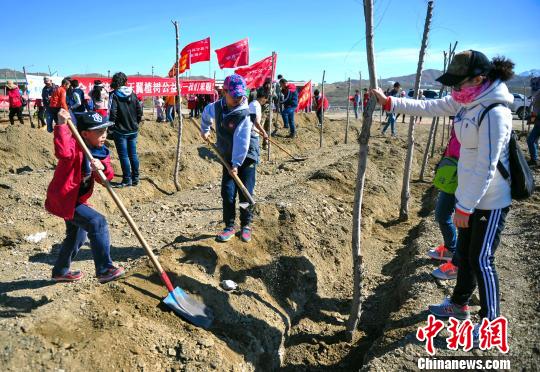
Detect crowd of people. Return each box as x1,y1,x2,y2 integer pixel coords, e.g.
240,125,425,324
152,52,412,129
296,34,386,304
4,52,539,347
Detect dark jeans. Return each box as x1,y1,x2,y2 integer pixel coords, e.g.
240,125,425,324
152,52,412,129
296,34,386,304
114,132,140,184
316,109,324,125
45,106,54,132
435,191,458,266
281,107,296,134
166,106,175,122
221,158,256,228
9,107,23,125
53,204,114,276
527,122,540,161
451,207,509,320
382,113,396,135
353,105,359,119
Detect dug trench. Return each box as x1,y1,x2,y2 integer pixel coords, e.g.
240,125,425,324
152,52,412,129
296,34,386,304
0,111,514,371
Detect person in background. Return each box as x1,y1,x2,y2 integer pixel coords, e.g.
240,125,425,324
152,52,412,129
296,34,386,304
362,88,369,110
90,80,109,118
261,78,277,145
108,72,142,188
526,89,540,167
395,90,407,123
249,88,270,146
6,80,24,125
188,95,197,118
276,74,284,114
45,109,125,283
67,80,86,114
196,94,205,118
200,74,258,243
49,78,71,124
381,82,401,136
154,96,165,122
42,77,56,133
165,95,175,122
34,98,46,128
372,51,515,345
279,78,298,138
427,121,460,280
353,89,361,119
313,89,329,127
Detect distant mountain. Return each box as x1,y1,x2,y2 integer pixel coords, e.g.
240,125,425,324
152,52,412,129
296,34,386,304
518,69,540,77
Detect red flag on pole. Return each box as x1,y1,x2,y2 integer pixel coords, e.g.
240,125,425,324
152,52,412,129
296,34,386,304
215,38,249,69
296,80,312,112
234,54,277,89
181,37,210,64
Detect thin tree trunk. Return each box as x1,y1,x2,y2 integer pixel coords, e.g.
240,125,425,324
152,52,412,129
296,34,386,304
319,70,325,148
431,117,439,158
345,77,351,144
419,117,437,181
399,0,434,221
267,52,276,161
172,20,184,192
347,0,378,340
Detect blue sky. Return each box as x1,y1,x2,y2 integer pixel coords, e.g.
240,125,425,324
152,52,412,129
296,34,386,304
2,0,539,83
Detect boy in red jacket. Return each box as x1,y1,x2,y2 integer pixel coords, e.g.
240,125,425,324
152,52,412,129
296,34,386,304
45,109,125,283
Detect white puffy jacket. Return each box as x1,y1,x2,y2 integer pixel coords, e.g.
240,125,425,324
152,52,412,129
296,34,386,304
389,80,513,213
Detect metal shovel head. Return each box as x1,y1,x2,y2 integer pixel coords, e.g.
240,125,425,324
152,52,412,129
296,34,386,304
163,287,214,329
291,156,308,162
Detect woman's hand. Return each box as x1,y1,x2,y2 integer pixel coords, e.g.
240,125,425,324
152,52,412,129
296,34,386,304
229,167,238,177
200,131,211,141
370,87,388,106
57,109,71,125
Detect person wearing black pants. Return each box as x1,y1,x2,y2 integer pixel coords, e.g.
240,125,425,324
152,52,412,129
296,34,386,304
371,51,516,345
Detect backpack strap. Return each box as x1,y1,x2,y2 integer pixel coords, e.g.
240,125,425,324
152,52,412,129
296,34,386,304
478,102,510,180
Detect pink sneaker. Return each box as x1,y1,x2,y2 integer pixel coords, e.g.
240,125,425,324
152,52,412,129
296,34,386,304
432,261,458,280
240,226,252,243
217,227,236,242
427,244,453,262
97,266,125,284
53,270,84,282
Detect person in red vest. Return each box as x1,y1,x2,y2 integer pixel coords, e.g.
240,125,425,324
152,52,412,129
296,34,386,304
362,88,369,109
6,80,24,125
313,89,329,126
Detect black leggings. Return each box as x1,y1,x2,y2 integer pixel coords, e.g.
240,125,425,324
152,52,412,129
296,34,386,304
9,107,23,124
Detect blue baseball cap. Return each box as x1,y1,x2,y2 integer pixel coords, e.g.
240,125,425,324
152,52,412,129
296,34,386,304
223,74,247,98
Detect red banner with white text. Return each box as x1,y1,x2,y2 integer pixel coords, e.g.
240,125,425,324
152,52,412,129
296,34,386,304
215,38,249,69
296,80,312,112
234,54,277,89
181,37,210,64
70,77,216,97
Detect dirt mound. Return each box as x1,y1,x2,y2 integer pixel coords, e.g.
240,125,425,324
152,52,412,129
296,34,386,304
1,113,536,371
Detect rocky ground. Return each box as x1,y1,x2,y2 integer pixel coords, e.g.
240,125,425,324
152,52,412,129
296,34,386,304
0,110,538,371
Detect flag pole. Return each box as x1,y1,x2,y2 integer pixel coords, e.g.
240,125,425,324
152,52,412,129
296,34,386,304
267,51,276,161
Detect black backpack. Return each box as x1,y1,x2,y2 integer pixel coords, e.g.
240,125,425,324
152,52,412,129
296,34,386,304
479,103,535,200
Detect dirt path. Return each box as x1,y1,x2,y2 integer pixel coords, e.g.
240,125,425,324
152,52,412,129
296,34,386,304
0,113,537,371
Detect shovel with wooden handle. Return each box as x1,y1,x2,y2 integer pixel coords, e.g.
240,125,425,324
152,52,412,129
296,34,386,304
193,122,256,209
253,128,307,161
66,118,213,329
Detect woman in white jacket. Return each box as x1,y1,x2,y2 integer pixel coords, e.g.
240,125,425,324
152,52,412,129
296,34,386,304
372,51,514,335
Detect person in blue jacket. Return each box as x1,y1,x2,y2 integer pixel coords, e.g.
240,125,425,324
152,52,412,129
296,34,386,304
279,78,298,138
200,74,259,243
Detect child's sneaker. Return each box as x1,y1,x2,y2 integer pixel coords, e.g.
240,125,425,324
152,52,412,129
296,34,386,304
97,266,125,284
53,270,84,282
427,244,453,262
432,261,458,280
217,227,236,242
429,297,470,320
240,226,252,243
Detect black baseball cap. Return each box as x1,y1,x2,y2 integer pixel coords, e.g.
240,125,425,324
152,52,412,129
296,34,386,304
436,50,493,86
76,112,114,131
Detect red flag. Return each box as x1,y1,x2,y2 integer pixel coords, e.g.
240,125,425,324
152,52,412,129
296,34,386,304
296,81,312,112
215,38,249,69
234,54,277,89
168,53,191,77
181,37,210,64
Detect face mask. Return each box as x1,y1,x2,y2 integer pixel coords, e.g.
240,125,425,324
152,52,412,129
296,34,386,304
451,80,490,104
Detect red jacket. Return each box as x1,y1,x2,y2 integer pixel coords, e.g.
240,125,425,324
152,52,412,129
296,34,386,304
49,86,68,110
7,87,22,108
315,95,329,111
45,124,114,220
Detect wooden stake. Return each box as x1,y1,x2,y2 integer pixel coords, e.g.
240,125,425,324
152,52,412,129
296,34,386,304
347,0,378,340
319,70,326,148
419,116,437,181
345,77,352,144
267,52,276,161
399,0,434,221
172,20,184,192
